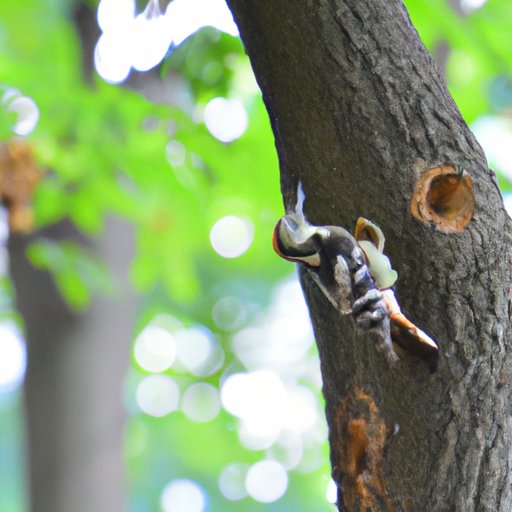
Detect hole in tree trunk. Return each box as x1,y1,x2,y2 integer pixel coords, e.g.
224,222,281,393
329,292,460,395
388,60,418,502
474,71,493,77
410,163,474,233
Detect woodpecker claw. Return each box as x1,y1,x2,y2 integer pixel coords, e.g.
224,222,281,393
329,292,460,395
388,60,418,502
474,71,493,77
273,182,438,366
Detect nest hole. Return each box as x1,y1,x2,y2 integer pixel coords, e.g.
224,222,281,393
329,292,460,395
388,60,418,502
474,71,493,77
411,164,474,233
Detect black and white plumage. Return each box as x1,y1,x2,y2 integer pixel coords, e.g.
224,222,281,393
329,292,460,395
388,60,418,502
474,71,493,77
273,184,399,364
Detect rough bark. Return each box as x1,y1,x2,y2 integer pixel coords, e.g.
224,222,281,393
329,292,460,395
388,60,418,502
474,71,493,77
9,217,135,512
226,1,512,510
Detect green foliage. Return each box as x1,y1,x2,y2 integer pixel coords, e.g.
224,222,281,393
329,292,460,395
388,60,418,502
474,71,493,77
27,239,113,309
0,109,17,140
163,28,245,100
405,0,512,122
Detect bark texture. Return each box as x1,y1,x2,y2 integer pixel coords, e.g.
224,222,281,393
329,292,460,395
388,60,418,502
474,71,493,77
226,0,512,510
9,217,135,512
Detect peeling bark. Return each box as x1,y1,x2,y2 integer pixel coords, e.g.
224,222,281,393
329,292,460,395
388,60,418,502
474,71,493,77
332,386,394,511
226,0,512,510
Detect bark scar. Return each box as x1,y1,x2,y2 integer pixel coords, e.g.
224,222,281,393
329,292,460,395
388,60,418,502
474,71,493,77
331,386,394,511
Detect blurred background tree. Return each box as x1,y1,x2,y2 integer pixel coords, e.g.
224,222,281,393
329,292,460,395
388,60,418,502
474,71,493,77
0,0,512,511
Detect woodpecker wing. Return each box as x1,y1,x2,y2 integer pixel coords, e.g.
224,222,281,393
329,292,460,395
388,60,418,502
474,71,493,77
307,255,353,315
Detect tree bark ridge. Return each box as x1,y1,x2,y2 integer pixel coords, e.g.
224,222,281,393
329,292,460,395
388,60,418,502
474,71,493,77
226,0,512,510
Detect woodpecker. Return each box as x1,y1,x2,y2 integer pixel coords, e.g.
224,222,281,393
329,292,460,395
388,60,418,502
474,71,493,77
273,183,438,366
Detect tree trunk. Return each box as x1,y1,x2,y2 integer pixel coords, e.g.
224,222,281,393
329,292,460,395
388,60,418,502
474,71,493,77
226,0,512,510
9,217,135,512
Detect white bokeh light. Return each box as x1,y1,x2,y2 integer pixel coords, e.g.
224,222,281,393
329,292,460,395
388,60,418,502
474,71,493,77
294,434,328,474
0,209,9,277
211,295,248,331
0,323,26,392
131,0,172,72
218,274,328,469
133,324,177,373
0,247,8,277
97,0,135,32
221,370,287,439
232,278,315,371
460,0,487,13
210,215,254,258
238,422,279,451
326,479,338,504
160,479,206,512
165,0,238,46
471,116,512,180
267,280,315,361
174,326,224,376
245,460,288,503
218,463,249,501
94,31,133,83
283,386,318,433
8,97,40,135
0,208,9,245
204,97,248,143
2,88,39,136
225,380,320,451
136,374,179,417
181,382,221,422
95,0,238,83
267,431,303,470
175,326,213,371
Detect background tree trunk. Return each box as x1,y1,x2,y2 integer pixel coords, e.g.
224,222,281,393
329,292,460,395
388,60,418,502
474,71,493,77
226,0,512,510
9,217,135,512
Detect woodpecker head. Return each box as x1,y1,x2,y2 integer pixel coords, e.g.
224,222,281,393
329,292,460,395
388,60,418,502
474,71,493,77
272,182,325,266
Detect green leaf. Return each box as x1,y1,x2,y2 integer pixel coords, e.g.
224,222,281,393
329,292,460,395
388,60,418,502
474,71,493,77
27,239,113,310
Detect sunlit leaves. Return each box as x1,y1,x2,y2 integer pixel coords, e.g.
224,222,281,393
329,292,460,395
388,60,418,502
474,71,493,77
163,29,244,100
404,0,512,122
